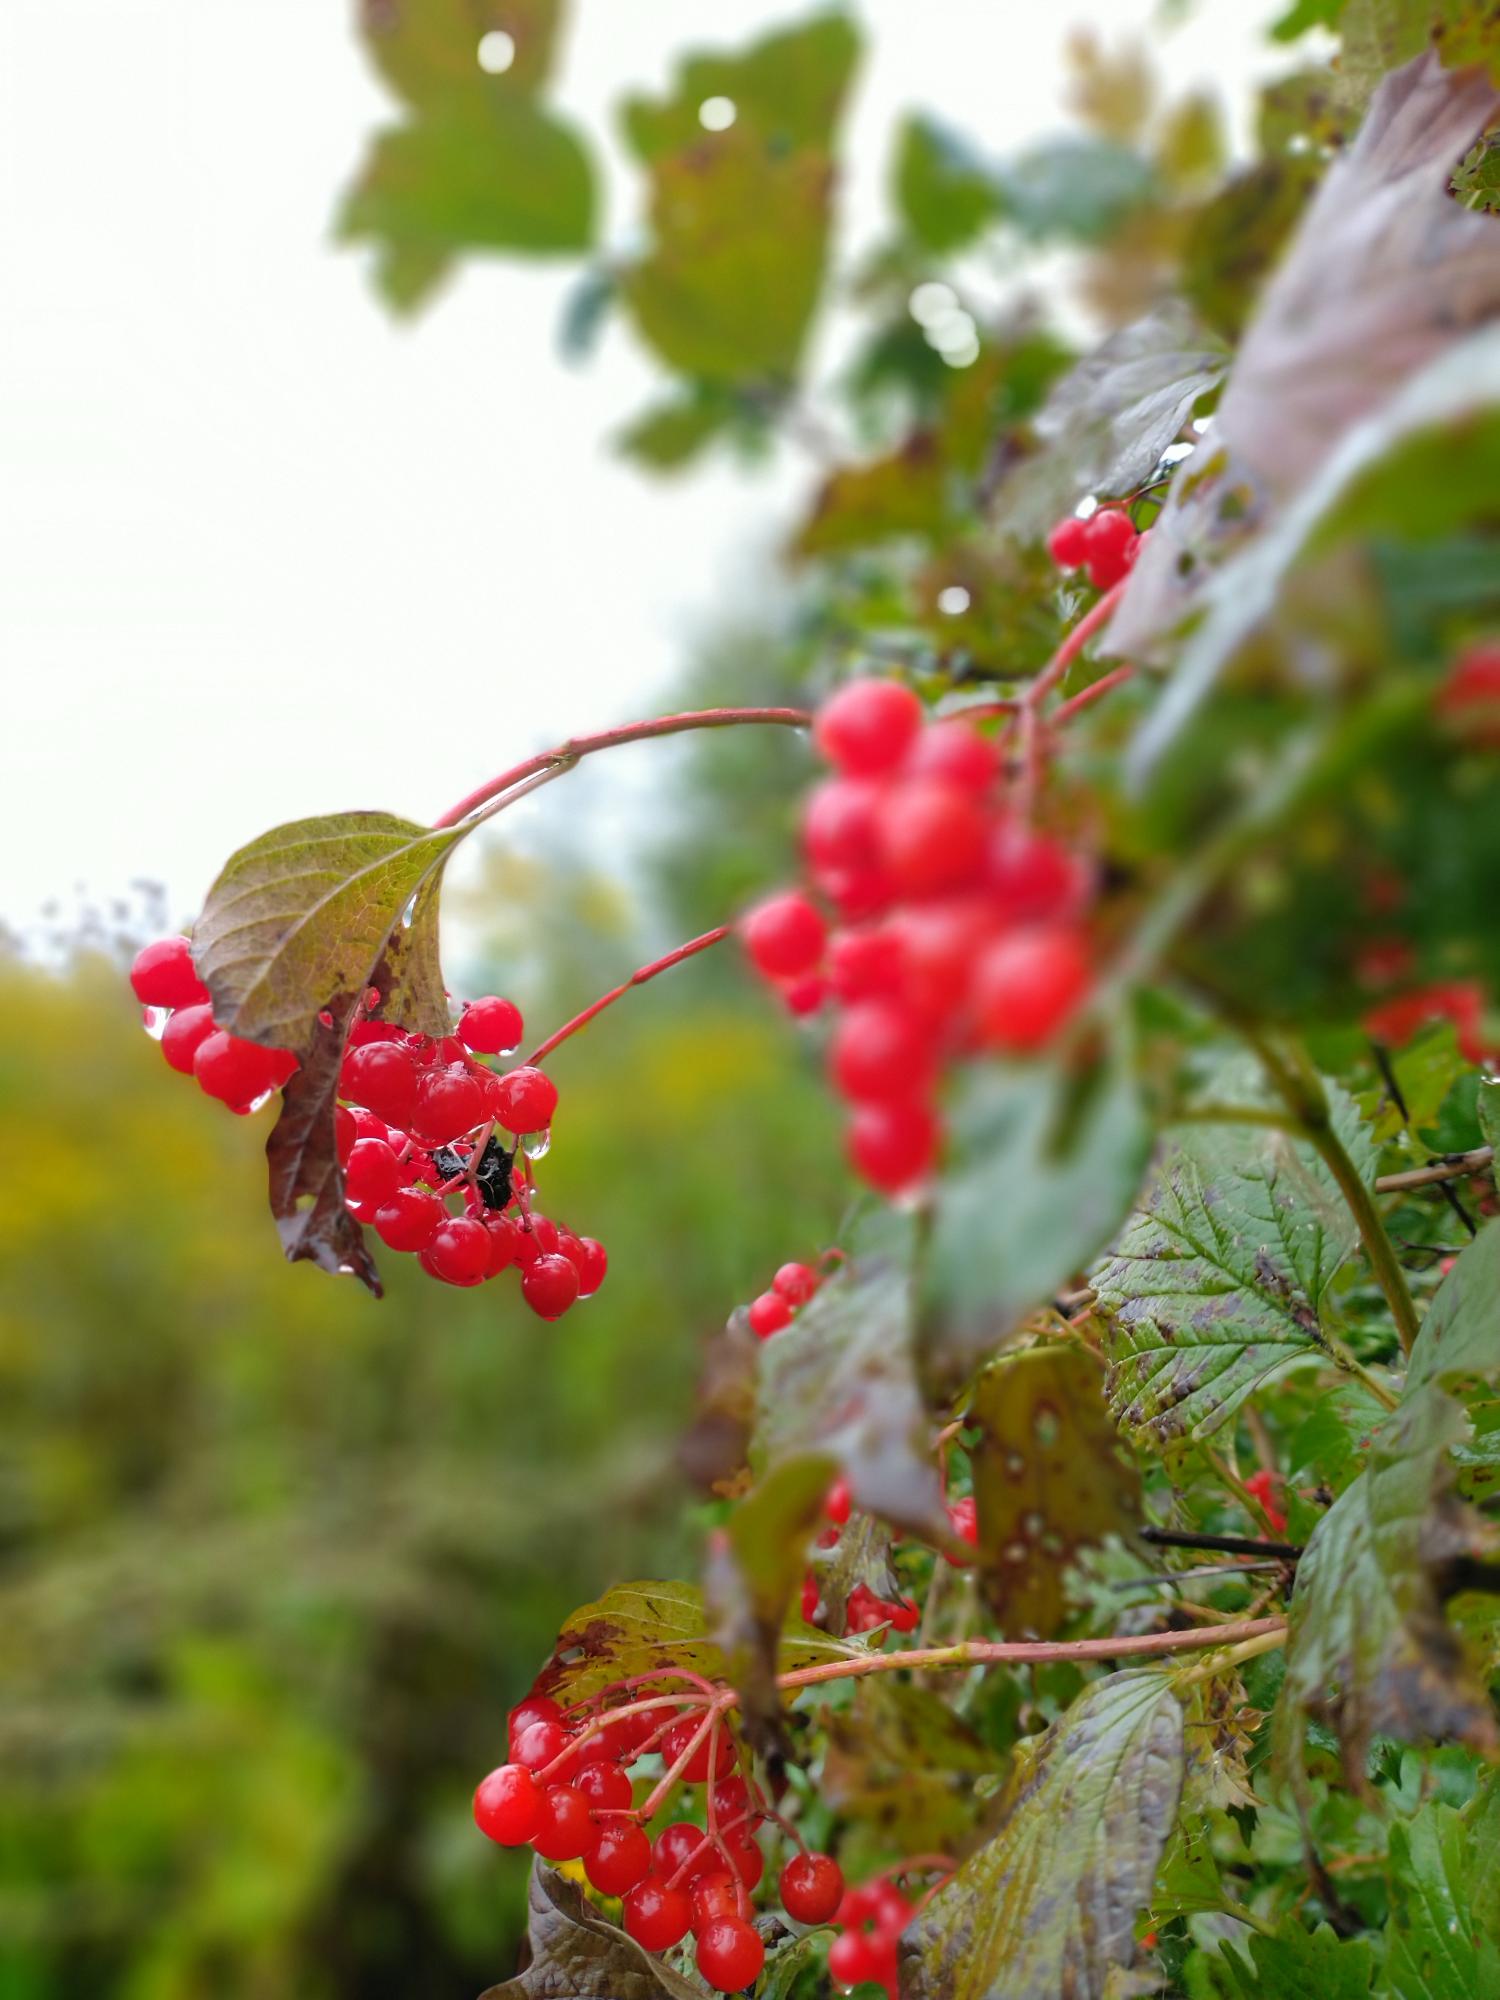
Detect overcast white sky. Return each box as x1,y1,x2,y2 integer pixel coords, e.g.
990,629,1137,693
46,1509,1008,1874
0,0,1283,941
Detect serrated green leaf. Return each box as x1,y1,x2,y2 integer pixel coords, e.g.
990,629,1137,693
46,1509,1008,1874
969,1343,1142,1638
901,1671,1184,2000
1095,1070,1373,1450
1468,1768,1500,1941
480,1861,700,2000
1215,1919,1377,1999
1386,1801,1500,1999
618,13,859,385
926,1051,1153,1380
1407,1219,1500,1395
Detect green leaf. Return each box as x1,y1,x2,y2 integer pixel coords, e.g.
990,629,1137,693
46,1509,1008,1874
616,389,735,472
900,1671,1185,2000
1095,1069,1373,1450
792,434,948,559
618,13,860,385
990,303,1227,538
995,135,1160,244
968,1344,1142,1638
1215,1920,1377,1999
894,114,1003,251
1386,1801,1500,1999
926,1051,1153,1380
1452,130,1500,214
1478,1080,1500,1155
480,1861,700,2000
1342,0,1500,91
1467,1768,1500,1942
1407,1219,1500,1397
819,1677,995,1856
341,0,594,311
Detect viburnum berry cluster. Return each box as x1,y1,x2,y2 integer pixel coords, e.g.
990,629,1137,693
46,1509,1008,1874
739,1249,839,1339
472,1684,846,1992
130,941,606,1318
1045,502,1143,590
826,1864,952,1999
739,677,1098,1197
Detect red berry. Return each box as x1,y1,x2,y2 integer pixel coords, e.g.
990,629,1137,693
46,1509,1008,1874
624,1875,693,1953
661,1717,736,1783
824,1478,852,1526
572,1237,608,1297
413,1064,485,1144
973,926,1092,1053
577,1761,633,1811
531,1783,594,1862
891,897,991,1028
193,1030,296,1107
772,1261,819,1306
1047,513,1090,569
655,1822,713,1886
886,1596,921,1633
748,1291,793,1339
130,936,210,1009
1082,506,1135,589
483,1211,525,1275
586,1822,653,1896
800,1574,820,1622
341,1041,419,1127
514,1719,568,1771
691,1870,742,1930
780,1852,844,1925
696,1917,764,1993
828,925,904,1003
880,779,988,897
373,1188,444,1252
829,1001,933,1105
742,891,827,980
493,1065,558,1134
723,1833,763,1890
847,1099,940,1195
428,1216,492,1286
160,1001,215,1075
711,1775,756,1829
814,680,923,777
472,1763,540,1846
344,1137,403,1207
803,779,883,875
986,826,1090,925
522,1253,581,1320
945,1495,979,1564
780,972,829,1018
507,1694,565,1749
829,1928,880,1987
458,995,524,1055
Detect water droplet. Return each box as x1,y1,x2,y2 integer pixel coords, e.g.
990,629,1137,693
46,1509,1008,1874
909,281,957,327
477,29,515,72
698,95,736,131
523,1125,552,1160
937,585,970,616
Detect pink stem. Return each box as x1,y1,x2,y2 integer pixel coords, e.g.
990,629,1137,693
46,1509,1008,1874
433,707,812,830
1051,664,1136,729
1023,581,1129,711
526,927,731,1067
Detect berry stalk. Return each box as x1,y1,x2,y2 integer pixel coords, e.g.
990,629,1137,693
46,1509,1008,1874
526,926,731,1066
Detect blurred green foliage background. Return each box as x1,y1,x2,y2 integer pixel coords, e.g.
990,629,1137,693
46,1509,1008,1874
0,667,844,1998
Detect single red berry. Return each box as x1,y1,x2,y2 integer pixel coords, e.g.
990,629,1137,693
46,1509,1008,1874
586,1821,653,1896
1046,512,1090,570
748,1291,793,1339
661,1717,735,1783
696,1916,764,1993
905,717,1002,794
373,1188,444,1252
780,1852,844,1925
827,925,904,1003
772,1261,819,1306
428,1216,492,1286
891,897,992,1029
780,972,829,1018
711,1775,756,1829
513,1719,568,1771
1082,506,1135,588
814,679,923,777
690,1869,741,1930
973,926,1092,1053
741,891,828,980
623,1876,693,1953
880,779,988,897
986,825,1090,925
413,1064,485,1144
654,1822,713,1886
847,1098,940,1195
824,1477,852,1526
522,1253,581,1320
343,1137,403,1207
885,1595,921,1633
576,1760,633,1811
802,778,883,875
530,1783,593,1862
800,1574,820,1622
458,995,524,1055
341,1041,419,1127
945,1495,979,1564
872,1885,913,1931
472,1763,540,1846
723,1832,763,1890
493,1065,558,1134
835,1883,881,1928
130,935,210,1009
829,1001,933,1105
507,1694,565,1750
571,1237,608,1297
160,1001,216,1075
829,1928,880,1987
193,1030,296,1107
483,1211,525,1276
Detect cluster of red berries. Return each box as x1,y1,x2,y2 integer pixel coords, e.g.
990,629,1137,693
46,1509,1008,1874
801,1480,921,1635
1438,638,1500,746
739,1252,837,1340
826,1874,921,1996
1045,504,1142,591
739,681,1097,1197
130,936,298,1109
1243,1468,1288,1536
473,1691,844,1992
130,938,605,1317
1362,977,1492,1068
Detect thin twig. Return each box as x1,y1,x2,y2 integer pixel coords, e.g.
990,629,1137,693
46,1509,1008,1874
526,927,730,1066
1374,1146,1493,1193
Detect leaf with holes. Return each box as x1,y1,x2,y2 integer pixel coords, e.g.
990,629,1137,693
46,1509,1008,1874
480,1861,699,2000
1094,1070,1374,1450
900,1670,1184,2000
968,1343,1141,1638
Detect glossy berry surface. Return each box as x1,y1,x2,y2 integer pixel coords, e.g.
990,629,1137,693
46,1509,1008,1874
458,994,524,1054
585,1822,653,1896
973,927,1091,1053
530,1783,593,1862
696,1917,765,1992
1046,512,1090,569
160,1002,215,1074
741,891,827,979
130,935,211,1009
813,679,922,777
780,1851,844,1924
472,1763,539,1846
493,1065,558,1134
522,1253,581,1320
623,1876,693,1953
747,1290,792,1339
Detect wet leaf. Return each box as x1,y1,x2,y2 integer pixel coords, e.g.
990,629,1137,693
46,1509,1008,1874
926,1051,1153,1382
1385,1801,1500,1999
618,13,859,386
480,1861,700,2000
1215,1919,1377,1999
989,302,1226,538
342,0,594,311
819,1677,994,1856
1095,1069,1374,1450
968,1344,1142,1638
900,1670,1184,2000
